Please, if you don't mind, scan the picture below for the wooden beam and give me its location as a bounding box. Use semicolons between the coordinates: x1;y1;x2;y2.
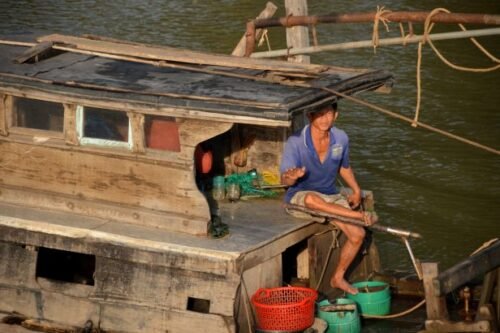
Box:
425;319;492;332
0;93;7;136
422;262;449;320
128;112;145;154
63;103;78;145
37;34;328;74
0;86;290;128
436;240;500;296
232;2;278;57
13;41;54;64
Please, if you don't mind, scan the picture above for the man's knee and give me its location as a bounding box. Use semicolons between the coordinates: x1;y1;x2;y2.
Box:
349;227;366;245
303;192;319;207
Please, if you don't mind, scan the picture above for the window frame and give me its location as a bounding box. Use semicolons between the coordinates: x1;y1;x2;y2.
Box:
7;95;65;138
76;105;133;149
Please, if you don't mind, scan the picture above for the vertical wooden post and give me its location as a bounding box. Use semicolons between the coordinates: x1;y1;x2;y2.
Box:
422;262;449;320
63;104;79;145
128;112;145;154
285;0;311;64
0;94;7;136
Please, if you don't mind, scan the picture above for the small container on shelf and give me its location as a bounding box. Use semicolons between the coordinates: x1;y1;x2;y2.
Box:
212;176;225;201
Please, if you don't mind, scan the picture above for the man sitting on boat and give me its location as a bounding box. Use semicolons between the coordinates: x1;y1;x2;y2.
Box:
280;102;377;295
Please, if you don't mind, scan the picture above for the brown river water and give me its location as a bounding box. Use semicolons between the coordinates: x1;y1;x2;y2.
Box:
0;0;498;287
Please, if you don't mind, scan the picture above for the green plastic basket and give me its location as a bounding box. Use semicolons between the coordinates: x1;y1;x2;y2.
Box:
317;298;360;333
347;281;391;315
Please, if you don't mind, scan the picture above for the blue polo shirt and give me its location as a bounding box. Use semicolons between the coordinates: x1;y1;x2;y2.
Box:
280;125;350;203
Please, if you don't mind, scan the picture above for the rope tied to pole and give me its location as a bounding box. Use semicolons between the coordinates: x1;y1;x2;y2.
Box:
398;23;412;46
372;6;392;53
414;8;500;127
257;29;272;51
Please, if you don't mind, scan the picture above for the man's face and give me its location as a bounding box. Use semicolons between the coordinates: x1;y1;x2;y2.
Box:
309;106;337;131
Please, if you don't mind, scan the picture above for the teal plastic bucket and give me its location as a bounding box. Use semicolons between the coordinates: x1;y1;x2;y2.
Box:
347;281;391;315
317;298;360;333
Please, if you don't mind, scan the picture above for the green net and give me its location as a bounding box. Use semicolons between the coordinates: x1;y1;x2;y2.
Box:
224;172;278;198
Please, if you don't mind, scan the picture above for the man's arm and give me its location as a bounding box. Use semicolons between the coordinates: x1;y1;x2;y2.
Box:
339;166;362;208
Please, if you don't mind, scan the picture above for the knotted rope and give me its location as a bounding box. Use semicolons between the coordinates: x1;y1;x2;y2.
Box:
413;8;500;127
372;6;392;53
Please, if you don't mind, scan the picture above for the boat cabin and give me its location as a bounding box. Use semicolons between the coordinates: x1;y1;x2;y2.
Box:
0;33;392;332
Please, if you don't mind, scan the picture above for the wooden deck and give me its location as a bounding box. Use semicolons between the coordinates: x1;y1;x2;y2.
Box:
0;196;324;273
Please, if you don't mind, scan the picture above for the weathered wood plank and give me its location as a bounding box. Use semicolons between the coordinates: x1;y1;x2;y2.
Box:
0;185;209;235
308;229;337;292
436;240;500;296
285;0;311;64
232;2;278;57
95;256;239;316
0;86;290;127
236;222;324;272
13;41;54;64
63;103;78;145
128;112;145;154
0;117;233;234
425;319;492;332
0;94;7;136
100;302;234;333
422;262;449;320
0;284;235;333
0;241;37;289
0;217;233;275
37;34;328;74
238;255;282;332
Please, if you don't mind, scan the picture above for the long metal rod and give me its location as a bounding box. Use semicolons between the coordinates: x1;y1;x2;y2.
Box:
254;12;500;29
245;11;500;56
251;27;500;58
403;237;423;280
284;203;422;239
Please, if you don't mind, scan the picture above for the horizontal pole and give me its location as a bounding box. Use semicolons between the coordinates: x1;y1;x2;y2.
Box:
254;12;500;29
435;240;500;296
284;203;422;239
251;27;500;58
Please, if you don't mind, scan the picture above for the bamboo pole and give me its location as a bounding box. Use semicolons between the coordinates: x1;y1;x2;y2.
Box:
251;27;500;58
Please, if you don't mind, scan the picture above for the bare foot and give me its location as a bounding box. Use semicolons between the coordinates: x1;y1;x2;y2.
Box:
331;277;358;295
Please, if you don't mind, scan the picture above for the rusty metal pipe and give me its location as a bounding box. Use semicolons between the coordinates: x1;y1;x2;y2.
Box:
254;12;500;29
245;11;500;56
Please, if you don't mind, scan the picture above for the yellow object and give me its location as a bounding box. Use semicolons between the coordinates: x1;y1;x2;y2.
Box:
261;170;280;185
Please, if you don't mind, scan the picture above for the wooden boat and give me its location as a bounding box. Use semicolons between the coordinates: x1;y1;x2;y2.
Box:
0;32;393;332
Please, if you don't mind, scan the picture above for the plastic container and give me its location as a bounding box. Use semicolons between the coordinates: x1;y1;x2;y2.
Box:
347;281;391;316
226;182;240;201
212;176;225;201
251;286;317;331
317;298;360;333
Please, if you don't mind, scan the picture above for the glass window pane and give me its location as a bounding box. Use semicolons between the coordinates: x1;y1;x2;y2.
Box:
145;115;180;152
83;107;128;142
14;97;64;132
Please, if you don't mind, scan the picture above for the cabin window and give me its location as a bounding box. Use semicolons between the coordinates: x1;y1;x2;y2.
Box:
186;297;210;313
144;115;180;152
76;105;131;148
36;247;95;286
13;97;64;132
